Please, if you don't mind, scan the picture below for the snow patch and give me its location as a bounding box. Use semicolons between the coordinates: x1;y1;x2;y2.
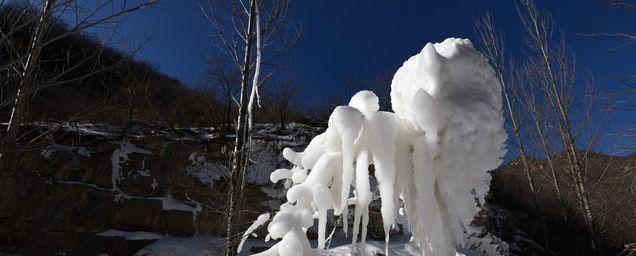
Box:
110;141;152;191
186;152;224;187
135;235;224;256
41;143;92;158
161;195;202;227
97;229;162;241
161;195;198;212
151;179;158;190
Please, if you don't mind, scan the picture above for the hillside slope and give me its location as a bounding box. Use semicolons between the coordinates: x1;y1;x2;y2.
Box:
0;4;219;127
490;153;636;255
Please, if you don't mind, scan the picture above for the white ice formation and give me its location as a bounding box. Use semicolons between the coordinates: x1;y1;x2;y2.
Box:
245;38;508;256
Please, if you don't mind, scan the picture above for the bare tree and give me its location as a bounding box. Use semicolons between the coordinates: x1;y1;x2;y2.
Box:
198;0;300;254
517;0;605;254
368;73;392;111
517;71;569;223
575;0;635;111
576;0;636;50
600;1;636;150
4;0;55;146
204;58;241;127
0;0;158;164
342;73;393;111
474;10;551;250
268;79;300;128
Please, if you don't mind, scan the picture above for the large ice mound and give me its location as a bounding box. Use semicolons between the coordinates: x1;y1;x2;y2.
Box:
242;38;508;256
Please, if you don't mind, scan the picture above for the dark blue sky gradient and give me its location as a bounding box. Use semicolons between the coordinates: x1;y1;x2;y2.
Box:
116;0;635;154
118;1;636;92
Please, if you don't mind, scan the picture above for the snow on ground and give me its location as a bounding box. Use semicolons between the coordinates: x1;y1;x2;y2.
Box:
97;229;162;241
41;143;92;158
134;235;223;256
161;195;200;212
22;121;322;145
31;122;120;137
135;234;479;256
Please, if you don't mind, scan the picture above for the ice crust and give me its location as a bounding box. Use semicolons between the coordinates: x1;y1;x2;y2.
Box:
249;38;507;256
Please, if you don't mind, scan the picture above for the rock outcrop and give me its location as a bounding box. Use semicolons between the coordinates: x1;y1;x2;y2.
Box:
0;122;323;255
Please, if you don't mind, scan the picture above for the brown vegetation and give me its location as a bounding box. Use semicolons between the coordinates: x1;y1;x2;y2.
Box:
491;151;636;255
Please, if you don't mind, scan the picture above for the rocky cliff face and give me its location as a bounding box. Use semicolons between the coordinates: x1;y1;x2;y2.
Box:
0;122;323;256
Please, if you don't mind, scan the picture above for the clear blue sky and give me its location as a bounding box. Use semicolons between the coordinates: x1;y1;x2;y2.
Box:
117;0;635;153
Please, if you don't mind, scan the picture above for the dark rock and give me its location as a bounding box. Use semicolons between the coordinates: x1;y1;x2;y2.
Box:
119;175;160;197
162;210;196;236
42;231;156;256
250;246;271;253
112;197;163;232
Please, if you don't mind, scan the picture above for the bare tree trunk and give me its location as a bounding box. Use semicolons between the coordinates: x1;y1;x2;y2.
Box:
529;110;568;222
238;0;261;237
280;112;286;128
1;0;56;163
541;29;601;256
279;102;287;128
226;98;232;127
560;121;601;254
503;79;551;252
225;0;257;255
199;0;298;252
474;11;550;250
518;0;603;253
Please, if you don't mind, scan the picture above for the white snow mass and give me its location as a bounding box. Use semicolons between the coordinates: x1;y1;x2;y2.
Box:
246;38;507;256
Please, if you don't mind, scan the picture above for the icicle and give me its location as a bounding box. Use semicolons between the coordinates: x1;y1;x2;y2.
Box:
413;135;455;255
317;210;327;252
351;150;370;254
330;154;344;215
313;184;332;252
361;208;370;256
328;106;363;234
367;112;399;255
